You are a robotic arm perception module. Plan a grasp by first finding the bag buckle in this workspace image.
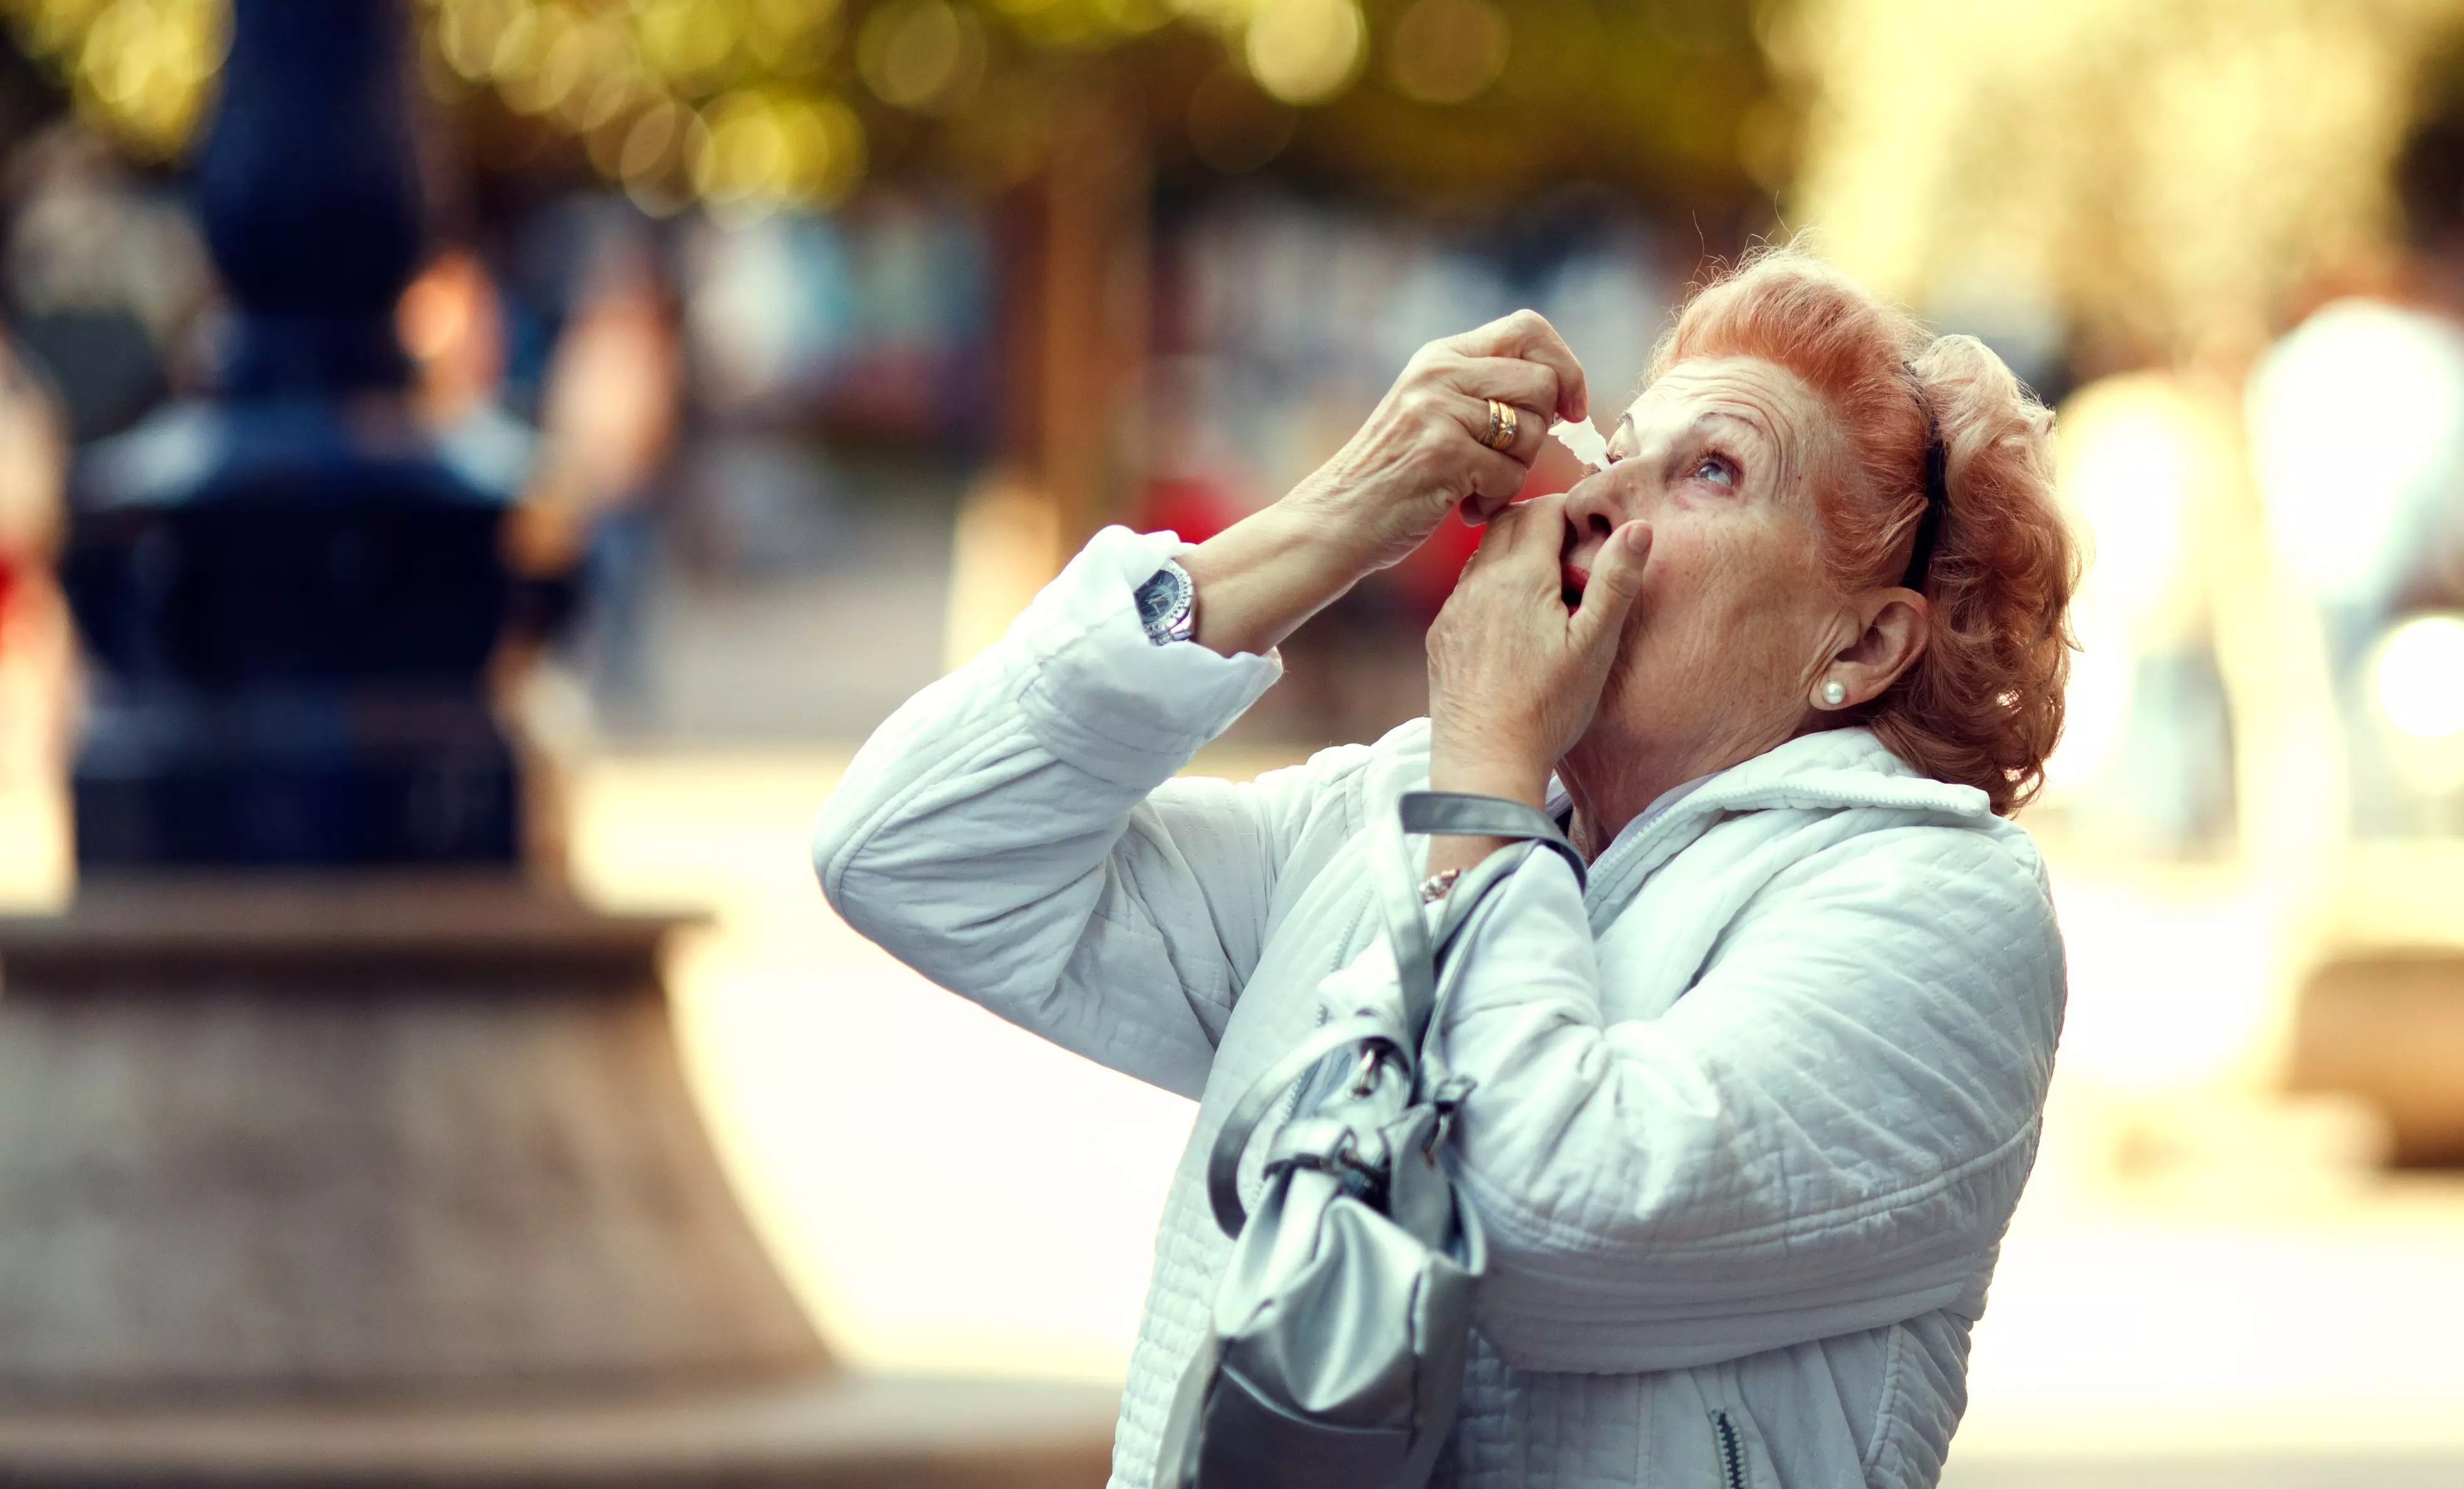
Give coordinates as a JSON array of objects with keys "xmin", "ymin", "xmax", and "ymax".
[
  {"xmin": 1423, "ymin": 1075, "xmax": 1477, "ymax": 1159},
  {"xmin": 1344, "ymin": 1044, "xmax": 1385, "ymax": 1098},
  {"xmin": 1266, "ymin": 1119, "xmax": 1391, "ymax": 1204}
]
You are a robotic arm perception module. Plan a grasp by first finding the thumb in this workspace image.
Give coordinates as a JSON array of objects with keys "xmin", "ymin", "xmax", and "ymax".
[{"xmin": 1571, "ymin": 520, "xmax": 1650, "ymax": 656}]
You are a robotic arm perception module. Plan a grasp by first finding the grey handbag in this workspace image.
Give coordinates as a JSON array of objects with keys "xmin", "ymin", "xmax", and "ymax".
[{"xmin": 1155, "ymin": 790, "xmax": 1587, "ymax": 1489}]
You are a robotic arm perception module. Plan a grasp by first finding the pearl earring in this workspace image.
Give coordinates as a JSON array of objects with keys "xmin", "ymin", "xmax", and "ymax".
[{"xmin": 1820, "ymin": 680, "xmax": 1847, "ymax": 707}]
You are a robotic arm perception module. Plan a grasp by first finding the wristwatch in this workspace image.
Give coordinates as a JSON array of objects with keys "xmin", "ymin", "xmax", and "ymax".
[{"xmin": 1134, "ymin": 559, "xmax": 1198, "ymax": 646}]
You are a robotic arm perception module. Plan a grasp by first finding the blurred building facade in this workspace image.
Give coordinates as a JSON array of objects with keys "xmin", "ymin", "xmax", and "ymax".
[{"xmin": 0, "ymin": 0, "xmax": 1782, "ymax": 751}]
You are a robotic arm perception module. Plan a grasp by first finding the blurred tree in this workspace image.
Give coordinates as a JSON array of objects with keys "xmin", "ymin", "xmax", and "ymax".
[
  {"xmin": 1, "ymin": 0, "xmax": 1780, "ymax": 218},
  {"xmin": 1783, "ymin": 0, "xmax": 2464, "ymax": 371},
  {"xmin": 3, "ymin": 0, "xmax": 1785, "ymax": 550}
]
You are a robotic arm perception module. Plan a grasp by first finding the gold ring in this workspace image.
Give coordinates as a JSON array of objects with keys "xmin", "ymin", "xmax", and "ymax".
[{"xmin": 1483, "ymin": 399, "xmax": 1519, "ymax": 452}]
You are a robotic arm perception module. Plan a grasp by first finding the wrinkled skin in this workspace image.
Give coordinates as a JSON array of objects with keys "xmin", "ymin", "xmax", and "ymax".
[
  {"xmin": 1431, "ymin": 356, "xmax": 1928, "ymax": 863},
  {"xmin": 1180, "ymin": 319, "xmax": 1928, "ymax": 872}
]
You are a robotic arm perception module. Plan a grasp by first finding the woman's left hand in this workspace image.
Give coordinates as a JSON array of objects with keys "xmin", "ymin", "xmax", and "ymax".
[{"xmin": 1426, "ymin": 494, "xmax": 1650, "ymax": 809}]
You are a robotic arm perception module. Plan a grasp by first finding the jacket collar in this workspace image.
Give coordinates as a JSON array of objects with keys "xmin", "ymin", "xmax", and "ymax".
[{"xmin": 1576, "ymin": 727, "xmax": 1991, "ymax": 924}]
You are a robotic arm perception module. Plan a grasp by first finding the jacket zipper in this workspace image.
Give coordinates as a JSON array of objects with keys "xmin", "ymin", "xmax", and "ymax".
[
  {"xmin": 1280, "ymin": 1003, "xmax": 1331, "ymax": 1123},
  {"xmin": 1711, "ymin": 1409, "xmax": 1748, "ymax": 1489}
]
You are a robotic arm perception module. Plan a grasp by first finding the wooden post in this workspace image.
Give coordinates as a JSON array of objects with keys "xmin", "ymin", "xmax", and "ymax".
[{"xmin": 947, "ymin": 78, "xmax": 1150, "ymax": 666}]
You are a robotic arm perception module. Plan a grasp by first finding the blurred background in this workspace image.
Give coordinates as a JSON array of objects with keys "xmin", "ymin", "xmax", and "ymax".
[{"xmin": 0, "ymin": 0, "xmax": 2461, "ymax": 1485}]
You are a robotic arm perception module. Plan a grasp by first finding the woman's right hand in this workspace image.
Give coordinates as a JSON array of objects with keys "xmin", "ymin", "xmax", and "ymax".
[
  {"xmin": 1294, "ymin": 308, "xmax": 1590, "ymax": 572},
  {"xmin": 1182, "ymin": 310, "xmax": 1588, "ymax": 657}
]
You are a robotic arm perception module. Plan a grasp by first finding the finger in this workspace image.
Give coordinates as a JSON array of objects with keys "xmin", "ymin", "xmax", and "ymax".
[
  {"xmin": 1455, "ymin": 488, "xmax": 1536, "ymax": 563},
  {"xmin": 1444, "ymin": 391, "xmax": 1549, "ymax": 465},
  {"xmin": 1454, "ymin": 485, "xmax": 1523, "ymax": 529},
  {"xmin": 1437, "ymin": 356, "xmax": 1560, "ymax": 428},
  {"xmin": 1440, "ymin": 309, "xmax": 1588, "ymax": 421},
  {"xmin": 1457, "ymin": 492, "xmax": 1561, "ymax": 578},
  {"xmin": 1486, "ymin": 489, "xmax": 1560, "ymax": 542},
  {"xmin": 1460, "ymin": 441, "xmax": 1530, "ymax": 505},
  {"xmin": 1571, "ymin": 520, "xmax": 1651, "ymax": 654}
]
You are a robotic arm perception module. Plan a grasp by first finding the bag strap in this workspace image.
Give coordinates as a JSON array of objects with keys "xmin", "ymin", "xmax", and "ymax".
[
  {"xmin": 1394, "ymin": 791, "xmax": 1585, "ymax": 1100},
  {"xmin": 1373, "ymin": 792, "xmax": 1581, "ymax": 1044},
  {"xmin": 1402, "ymin": 791, "xmax": 1586, "ymax": 891},
  {"xmin": 1371, "ymin": 801, "xmax": 1440, "ymax": 1048}
]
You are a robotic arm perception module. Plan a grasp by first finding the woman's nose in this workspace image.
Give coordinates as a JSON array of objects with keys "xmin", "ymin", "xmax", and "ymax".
[{"xmin": 1561, "ymin": 476, "xmax": 1625, "ymax": 559}]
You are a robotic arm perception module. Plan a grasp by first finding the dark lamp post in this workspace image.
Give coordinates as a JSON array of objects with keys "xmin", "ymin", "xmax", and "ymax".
[
  {"xmin": 65, "ymin": 0, "xmax": 515, "ymax": 868},
  {"xmin": 0, "ymin": 3, "xmax": 1116, "ymax": 1481}
]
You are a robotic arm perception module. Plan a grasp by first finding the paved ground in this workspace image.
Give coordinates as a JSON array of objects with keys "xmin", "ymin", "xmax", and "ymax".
[
  {"xmin": 6, "ymin": 492, "xmax": 2461, "ymax": 1482},
  {"xmin": 1942, "ymin": 1456, "xmax": 2464, "ymax": 1488},
  {"xmin": 558, "ymin": 748, "xmax": 2464, "ymax": 1483}
]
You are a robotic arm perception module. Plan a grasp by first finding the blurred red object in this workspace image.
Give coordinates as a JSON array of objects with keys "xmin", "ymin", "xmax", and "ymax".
[
  {"xmin": 1135, "ymin": 430, "xmax": 1598, "ymax": 625},
  {"xmin": 1389, "ymin": 428, "xmax": 1591, "ymax": 620},
  {"xmin": 1141, "ymin": 474, "xmax": 1241, "ymax": 547},
  {"xmin": 1390, "ymin": 509, "xmax": 1482, "ymax": 621}
]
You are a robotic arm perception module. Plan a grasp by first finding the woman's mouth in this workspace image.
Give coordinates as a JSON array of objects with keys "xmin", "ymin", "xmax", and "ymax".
[{"xmin": 1561, "ymin": 562, "xmax": 1590, "ymax": 611}]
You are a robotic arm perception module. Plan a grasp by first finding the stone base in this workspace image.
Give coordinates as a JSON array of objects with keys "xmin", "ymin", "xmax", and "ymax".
[
  {"xmin": 0, "ymin": 874, "xmax": 827, "ymax": 1396},
  {"xmin": 0, "ymin": 1374, "xmax": 1121, "ymax": 1488},
  {"xmin": 2288, "ymin": 947, "xmax": 2464, "ymax": 1166},
  {"xmin": 0, "ymin": 877, "xmax": 1123, "ymax": 1486}
]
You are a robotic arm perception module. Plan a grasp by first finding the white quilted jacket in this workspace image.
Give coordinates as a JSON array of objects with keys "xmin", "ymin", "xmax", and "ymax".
[{"xmin": 813, "ymin": 527, "xmax": 2066, "ymax": 1489}]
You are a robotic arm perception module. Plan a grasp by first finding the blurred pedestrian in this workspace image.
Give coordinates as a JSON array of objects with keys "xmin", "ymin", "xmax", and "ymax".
[
  {"xmin": 0, "ymin": 334, "xmax": 71, "ymax": 895},
  {"xmin": 2248, "ymin": 115, "xmax": 2464, "ymax": 835},
  {"xmin": 399, "ymin": 237, "xmax": 681, "ymax": 717},
  {"xmin": 530, "ymin": 238, "xmax": 679, "ymax": 715},
  {"xmin": 399, "ymin": 247, "xmax": 537, "ymax": 499}
]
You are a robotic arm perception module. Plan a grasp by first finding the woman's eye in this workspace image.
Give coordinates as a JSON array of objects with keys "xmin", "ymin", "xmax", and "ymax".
[{"xmin": 1692, "ymin": 454, "xmax": 1736, "ymax": 486}]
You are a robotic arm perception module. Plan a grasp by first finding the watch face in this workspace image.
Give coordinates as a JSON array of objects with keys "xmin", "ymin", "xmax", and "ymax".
[
  {"xmin": 1135, "ymin": 575, "xmax": 1173, "ymax": 628},
  {"xmin": 1136, "ymin": 566, "xmax": 1188, "ymax": 629}
]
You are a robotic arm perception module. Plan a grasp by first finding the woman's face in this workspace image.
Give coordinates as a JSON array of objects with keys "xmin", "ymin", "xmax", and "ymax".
[{"xmin": 1557, "ymin": 354, "xmax": 1852, "ymax": 791}]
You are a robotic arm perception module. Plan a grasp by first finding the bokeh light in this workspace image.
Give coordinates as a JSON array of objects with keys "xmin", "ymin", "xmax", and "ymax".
[
  {"xmin": 2372, "ymin": 614, "xmax": 2464, "ymax": 743},
  {"xmin": 3, "ymin": 0, "xmax": 1777, "ymax": 214},
  {"xmin": 856, "ymin": 0, "xmax": 984, "ymax": 113},
  {"xmin": 3, "ymin": 1, "xmax": 2464, "ymax": 1481},
  {"xmin": 1386, "ymin": 0, "xmax": 1509, "ymax": 106},
  {"xmin": 1241, "ymin": 0, "xmax": 1363, "ymax": 107},
  {"xmin": 1789, "ymin": 0, "xmax": 2443, "ymax": 362},
  {"xmin": 0, "ymin": 0, "xmax": 228, "ymax": 160}
]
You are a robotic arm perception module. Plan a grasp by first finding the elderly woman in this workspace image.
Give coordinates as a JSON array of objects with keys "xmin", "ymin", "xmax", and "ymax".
[{"xmin": 812, "ymin": 249, "xmax": 2075, "ymax": 1489}]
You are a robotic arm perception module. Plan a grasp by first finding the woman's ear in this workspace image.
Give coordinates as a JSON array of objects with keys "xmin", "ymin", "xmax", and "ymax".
[{"xmin": 1810, "ymin": 588, "xmax": 1931, "ymax": 710}]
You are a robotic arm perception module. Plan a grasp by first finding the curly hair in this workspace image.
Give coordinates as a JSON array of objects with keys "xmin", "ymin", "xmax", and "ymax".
[{"xmin": 1653, "ymin": 247, "xmax": 2079, "ymax": 814}]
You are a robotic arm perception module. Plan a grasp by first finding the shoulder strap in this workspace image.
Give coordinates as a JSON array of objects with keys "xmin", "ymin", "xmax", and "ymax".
[
  {"xmin": 1371, "ymin": 802, "xmax": 1439, "ymax": 1045},
  {"xmin": 1376, "ymin": 791, "xmax": 1583, "ymax": 1044},
  {"xmin": 1400, "ymin": 791, "xmax": 1586, "ymax": 888},
  {"xmin": 1393, "ymin": 791, "xmax": 1587, "ymax": 1100}
]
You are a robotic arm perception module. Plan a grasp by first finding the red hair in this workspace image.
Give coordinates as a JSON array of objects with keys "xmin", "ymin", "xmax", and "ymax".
[{"xmin": 1654, "ymin": 248, "xmax": 2078, "ymax": 814}]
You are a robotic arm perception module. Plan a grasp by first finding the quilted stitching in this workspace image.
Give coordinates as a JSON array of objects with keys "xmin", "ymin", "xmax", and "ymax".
[{"xmin": 812, "ymin": 527, "xmax": 2066, "ymax": 1489}]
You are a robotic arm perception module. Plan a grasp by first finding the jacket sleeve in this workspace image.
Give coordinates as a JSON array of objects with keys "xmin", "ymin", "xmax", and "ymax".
[
  {"xmin": 811, "ymin": 525, "xmax": 1344, "ymax": 1100},
  {"xmin": 1434, "ymin": 826, "xmax": 2064, "ymax": 1373}
]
